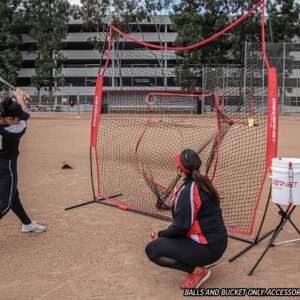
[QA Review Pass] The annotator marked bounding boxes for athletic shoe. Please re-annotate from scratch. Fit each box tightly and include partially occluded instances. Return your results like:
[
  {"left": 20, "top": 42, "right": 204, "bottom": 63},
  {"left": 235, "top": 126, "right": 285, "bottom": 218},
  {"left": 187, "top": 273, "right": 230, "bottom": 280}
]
[
  {"left": 22, "top": 221, "right": 47, "bottom": 233},
  {"left": 180, "top": 267, "right": 211, "bottom": 289}
]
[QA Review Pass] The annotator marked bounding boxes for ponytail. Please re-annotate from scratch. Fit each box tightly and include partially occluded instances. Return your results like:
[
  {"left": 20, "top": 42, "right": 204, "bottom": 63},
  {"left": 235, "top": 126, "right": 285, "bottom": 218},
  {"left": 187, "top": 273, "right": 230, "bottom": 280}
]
[
  {"left": 178, "top": 149, "right": 221, "bottom": 205},
  {"left": 192, "top": 170, "right": 220, "bottom": 205}
]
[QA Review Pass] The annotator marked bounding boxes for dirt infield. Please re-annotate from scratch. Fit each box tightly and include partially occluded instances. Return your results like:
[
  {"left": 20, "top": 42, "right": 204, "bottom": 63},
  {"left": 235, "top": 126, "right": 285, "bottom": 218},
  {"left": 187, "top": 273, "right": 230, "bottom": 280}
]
[{"left": 0, "top": 113, "right": 299, "bottom": 299}]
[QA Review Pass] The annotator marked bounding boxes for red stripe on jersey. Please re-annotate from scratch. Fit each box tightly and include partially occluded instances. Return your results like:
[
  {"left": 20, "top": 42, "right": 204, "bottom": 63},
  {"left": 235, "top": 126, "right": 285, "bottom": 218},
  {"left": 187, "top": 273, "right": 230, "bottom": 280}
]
[
  {"left": 187, "top": 183, "right": 208, "bottom": 244},
  {"left": 192, "top": 183, "right": 201, "bottom": 219},
  {"left": 173, "top": 185, "right": 184, "bottom": 210}
]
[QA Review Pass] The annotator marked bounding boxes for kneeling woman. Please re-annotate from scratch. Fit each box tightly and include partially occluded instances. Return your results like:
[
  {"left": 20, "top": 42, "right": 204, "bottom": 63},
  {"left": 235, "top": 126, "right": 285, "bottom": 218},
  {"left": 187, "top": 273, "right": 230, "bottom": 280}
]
[{"left": 145, "top": 149, "right": 227, "bottom": 289}]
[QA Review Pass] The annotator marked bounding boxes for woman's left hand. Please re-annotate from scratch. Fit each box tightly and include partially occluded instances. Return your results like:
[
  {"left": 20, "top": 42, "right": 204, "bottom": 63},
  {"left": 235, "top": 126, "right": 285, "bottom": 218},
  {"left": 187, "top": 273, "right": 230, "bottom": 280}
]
[{"left": 14, "top": 88, "right": 30, "bottom": 105}]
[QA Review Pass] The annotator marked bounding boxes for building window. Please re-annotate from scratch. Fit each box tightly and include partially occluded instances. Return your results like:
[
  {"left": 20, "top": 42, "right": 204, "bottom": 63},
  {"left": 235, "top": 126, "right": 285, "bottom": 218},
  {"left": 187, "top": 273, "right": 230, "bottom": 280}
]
[
  {"left": 288, "top": 97, "right": 300, "bottom": 106},
  {"left": 64, "top": 77, "right": 85, "bottom": 86},
  {"left": 133, "top": 77, "right": 155, "bottom": 86},
  {"left": 16, "top": 78, "right": 31, "bottom": 86},
  {"left": 63, "top": 42, "right": 95, "bottom": 50},
  {"left": 167, "top": 77, "right": 176, "bottom": 87}
]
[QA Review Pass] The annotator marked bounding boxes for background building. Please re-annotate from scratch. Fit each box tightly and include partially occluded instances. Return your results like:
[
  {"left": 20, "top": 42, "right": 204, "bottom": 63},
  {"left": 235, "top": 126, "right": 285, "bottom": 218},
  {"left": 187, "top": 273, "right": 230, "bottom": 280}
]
[
  {"left": 17, "top": 16, "right": 300, "bottom": 111},
  {"left": 18, "top": 16, "right": 176, "bottom": 105}
]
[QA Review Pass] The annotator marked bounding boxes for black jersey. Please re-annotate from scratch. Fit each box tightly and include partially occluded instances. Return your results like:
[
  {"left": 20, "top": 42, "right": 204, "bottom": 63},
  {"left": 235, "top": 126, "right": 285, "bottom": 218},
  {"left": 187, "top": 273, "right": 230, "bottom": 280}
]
[
  {"left": 0, "top": 120, "right": 27, "bottom": 159},
  {"left": 172, "top": 176, "right": 227, "bottom": 244}
]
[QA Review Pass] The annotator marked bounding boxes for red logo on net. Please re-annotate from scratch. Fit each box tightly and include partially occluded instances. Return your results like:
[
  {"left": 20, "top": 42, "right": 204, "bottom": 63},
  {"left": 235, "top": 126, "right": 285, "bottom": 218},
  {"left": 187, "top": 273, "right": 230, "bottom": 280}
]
[
  {"left": 92, "top": 95, "right": 99, "bottom": 127},
  {"left": 272, "top": 179, "right": 298, "bottom": 188}
]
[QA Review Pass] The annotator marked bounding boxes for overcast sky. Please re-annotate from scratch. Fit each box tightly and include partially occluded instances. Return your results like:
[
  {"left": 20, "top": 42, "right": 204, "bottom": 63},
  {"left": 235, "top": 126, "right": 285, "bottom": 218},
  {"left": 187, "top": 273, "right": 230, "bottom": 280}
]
[{"left": 68, "top": 0, "right": 81, "bottom": 5}]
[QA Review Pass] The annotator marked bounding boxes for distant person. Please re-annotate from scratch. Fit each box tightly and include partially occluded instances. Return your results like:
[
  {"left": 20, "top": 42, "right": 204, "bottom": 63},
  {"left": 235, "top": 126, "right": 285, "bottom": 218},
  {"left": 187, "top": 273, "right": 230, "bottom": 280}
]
[
  {"left": 70, "top": 100, "right": 75, "bottom": 112},
  {"left": 0, "top": 88, "right": 46, "bottom": 233},
  {"left": 145, "top": 149, "right": 227, "bottom": 289},
  {"left": 55, "top": 104, "right": 61, "bottom": 112}
]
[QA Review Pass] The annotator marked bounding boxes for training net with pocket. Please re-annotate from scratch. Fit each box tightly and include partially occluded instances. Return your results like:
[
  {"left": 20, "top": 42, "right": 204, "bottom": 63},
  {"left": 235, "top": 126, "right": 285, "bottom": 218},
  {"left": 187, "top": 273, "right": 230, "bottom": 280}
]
[{"left": 90, "top": 1, "right": 278, "bottom": 235}]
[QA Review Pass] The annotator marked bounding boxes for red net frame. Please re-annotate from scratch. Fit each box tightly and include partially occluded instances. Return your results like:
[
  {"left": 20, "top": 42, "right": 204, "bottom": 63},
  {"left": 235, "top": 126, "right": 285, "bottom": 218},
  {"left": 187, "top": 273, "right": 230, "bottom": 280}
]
[{"left": 90, "top": 0, "right": 278, "bottom": 235}]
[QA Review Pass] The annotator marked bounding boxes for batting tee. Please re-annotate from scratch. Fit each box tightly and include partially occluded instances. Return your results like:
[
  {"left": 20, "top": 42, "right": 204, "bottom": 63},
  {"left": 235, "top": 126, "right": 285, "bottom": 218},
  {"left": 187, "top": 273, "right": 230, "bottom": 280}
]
[{"left": 90, "top": 0, "right": 278, "bottom": 235}]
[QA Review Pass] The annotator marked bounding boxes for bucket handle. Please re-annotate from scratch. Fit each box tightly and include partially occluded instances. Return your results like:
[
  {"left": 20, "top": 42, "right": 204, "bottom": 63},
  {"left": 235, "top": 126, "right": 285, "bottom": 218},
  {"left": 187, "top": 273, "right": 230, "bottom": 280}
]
[
  {"left": 268, "top": 166, "right": 272, "bottom": 178},
  {"left": 269, "top": 176, "right": 291, "bottom": 180}
]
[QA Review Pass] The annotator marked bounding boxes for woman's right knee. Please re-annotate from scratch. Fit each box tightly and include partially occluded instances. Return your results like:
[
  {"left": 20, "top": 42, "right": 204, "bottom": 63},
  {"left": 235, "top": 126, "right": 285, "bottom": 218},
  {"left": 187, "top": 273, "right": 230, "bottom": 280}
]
[{"left": 145, "top": 240, "right": 160, "bottom": 262}]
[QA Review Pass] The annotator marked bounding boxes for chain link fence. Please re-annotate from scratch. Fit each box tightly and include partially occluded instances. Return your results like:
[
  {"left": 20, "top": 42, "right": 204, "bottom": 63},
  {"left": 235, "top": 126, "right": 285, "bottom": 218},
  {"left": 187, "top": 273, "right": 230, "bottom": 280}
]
[
  {"left": 202, "top": 43, "right": 300, "bottom": 114},
  {"left": 247, "top": 42, "right": 300, "bottom": 113}
]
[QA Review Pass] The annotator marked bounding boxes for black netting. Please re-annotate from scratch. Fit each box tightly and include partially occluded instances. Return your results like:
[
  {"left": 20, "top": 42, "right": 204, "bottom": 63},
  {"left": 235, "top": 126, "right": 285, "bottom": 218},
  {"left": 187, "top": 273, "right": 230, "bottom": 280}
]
[
  {"left": 203, "top": 67, "right": 268, "bottom": 232},
  {"left": 97, "top": 92, "right": 224, "bottom": 219}
]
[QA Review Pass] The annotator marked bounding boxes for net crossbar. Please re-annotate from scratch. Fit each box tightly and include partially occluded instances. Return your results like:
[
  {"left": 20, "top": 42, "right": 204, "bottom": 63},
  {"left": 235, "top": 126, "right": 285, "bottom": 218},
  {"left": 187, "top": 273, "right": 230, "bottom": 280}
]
[{"left": 90, "top": 0, "right": 278, "bottom": 235}]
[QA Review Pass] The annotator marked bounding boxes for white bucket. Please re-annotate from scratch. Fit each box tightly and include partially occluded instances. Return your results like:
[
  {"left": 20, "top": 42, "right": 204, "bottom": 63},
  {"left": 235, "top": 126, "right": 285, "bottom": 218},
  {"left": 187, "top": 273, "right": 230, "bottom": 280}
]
[{"left": 270, "top": 158, "right": 300, "bottom": 205}]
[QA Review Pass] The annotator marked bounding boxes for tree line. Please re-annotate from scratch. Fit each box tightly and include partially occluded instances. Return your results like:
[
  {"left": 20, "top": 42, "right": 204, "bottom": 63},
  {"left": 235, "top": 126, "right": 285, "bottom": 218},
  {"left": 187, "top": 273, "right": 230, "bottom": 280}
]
[{"left": 0, "top": 0, "right": 299, "bottom": 93}]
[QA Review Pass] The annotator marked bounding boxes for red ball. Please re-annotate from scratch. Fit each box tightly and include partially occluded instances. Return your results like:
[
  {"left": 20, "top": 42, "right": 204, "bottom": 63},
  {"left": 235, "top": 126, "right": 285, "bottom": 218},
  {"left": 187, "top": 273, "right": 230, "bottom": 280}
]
[{"left": 150, "top": 232, "right": 157, "bottom": 240}]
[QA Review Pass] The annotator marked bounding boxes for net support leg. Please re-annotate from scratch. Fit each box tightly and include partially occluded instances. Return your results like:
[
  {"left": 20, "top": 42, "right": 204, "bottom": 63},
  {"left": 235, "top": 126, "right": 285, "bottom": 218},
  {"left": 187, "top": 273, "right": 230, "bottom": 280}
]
[
  {"left": 228, "top": 235, "right": 254, "bottom": 244},
  {"left": 64, "top": 193, "right": 123, "bottom": 211},
  {"left": 271, "top": 204, "right": 300, "bottom": 246},
  {"left": 229, "top": 187, "right": 272, "bottom": 262},
  {"left": 276, "top": 204, "right": 300, "bottom": 234},
  {"left": 229, "top": 229, "right": 274, "bottom": 262},
  {"left": 94, "top": 199, "right": 172, "bottom": 221},
  {"left": 89, "top": 147, "right": 97, "bottom": 201},
  {"left": 248, "top": 205, "right": 297, "bottom": 276}
]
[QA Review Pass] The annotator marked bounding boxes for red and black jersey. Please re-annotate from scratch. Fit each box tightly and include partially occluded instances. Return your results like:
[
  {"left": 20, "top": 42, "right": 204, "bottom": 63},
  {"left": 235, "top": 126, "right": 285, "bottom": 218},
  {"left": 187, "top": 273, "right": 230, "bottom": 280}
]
[{"left": 172, "top": 176, "right": 227, "bottom": 244}]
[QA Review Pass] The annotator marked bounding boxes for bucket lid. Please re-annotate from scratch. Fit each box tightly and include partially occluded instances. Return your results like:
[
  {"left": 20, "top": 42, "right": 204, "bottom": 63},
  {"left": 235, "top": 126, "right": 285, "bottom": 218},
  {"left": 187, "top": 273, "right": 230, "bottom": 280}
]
[{"left": 272, "top": 157, "right": 300, "bottom": 165}]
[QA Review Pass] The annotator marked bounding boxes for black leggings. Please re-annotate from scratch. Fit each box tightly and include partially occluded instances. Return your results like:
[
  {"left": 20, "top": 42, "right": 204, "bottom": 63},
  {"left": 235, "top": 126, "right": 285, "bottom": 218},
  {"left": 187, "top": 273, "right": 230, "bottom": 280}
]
[
  {"left": 0, "top": 158, "right": 31, "bottom": 225},
  {"left": 145, "top": 237, "right": 227, "bottom": 274}
]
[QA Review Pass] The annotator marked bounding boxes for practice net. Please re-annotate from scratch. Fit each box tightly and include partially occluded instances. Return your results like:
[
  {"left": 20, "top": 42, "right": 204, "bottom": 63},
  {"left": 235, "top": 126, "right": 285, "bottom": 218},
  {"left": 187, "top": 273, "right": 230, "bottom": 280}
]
[{"left": 90, "top": 0, "right": 278, "bottom": 234}]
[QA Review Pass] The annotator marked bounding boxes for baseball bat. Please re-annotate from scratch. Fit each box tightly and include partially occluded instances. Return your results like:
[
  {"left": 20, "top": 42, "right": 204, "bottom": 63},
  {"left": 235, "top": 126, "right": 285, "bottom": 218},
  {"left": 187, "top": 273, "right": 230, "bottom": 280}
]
[
  {"left": 0, "top": 76, "right": 30, "bottom": 102},
  {"left": 0, "top": 76, "right": 16, "bottom": 90}
]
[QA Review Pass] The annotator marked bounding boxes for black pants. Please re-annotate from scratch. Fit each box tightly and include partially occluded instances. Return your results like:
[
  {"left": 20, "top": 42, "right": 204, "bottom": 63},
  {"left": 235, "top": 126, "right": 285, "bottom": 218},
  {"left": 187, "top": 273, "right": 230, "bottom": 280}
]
[
  {"left": 0, "top": 158, "right": 31, "bottom": 225},
  {"left": 145, "top": 237, "right": 227, "bottom": 274}
]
